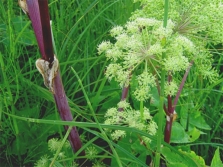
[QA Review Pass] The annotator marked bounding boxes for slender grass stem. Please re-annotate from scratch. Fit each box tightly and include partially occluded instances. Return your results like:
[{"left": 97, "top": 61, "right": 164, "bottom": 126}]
[
  {"left": 71, "top": 67, "right": 123, "bottom": 167},
  {"left": 50, "top": 126, "right": 73, "bottom": 167},
  {"left": 155, "top": 0, "right": 169, "bottom": 166},
  {"left": 140, "top": 100, "right": 144, "bottom": 122}
]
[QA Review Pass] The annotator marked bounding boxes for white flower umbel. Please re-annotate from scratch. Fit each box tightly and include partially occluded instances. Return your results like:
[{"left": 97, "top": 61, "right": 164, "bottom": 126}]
[
  {"left": 104, "top": 101, "right": 157, "bottom": 142},
  {"left": 98, "top": 16, "right": 201, "bottom": 101},
  {"left": 164, "top": 81, "right": 178, "bottom": 97},
  {"left": 133, "top": 71, "right": 156, "bottom": 101}
]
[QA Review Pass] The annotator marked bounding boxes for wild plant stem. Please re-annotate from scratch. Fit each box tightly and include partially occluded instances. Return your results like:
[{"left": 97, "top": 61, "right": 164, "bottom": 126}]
[
  {"left": 53, "top": 71, "right": 84, "bottom": 155},
  {"left": 23, "top": 0, "right": 84, "bottom": 155},
  {"left": 173, "top": 61, "right": 193, "bottom": 109},
  {"left": 164, "top": 62, "right": 193, "bottom": 143},
  {"left": 140, "top": 101, "right": 144, "bottom": 121},
  {"left": 155, "top": 70, "right": 165, "bottom": 167},
  {"left": 71, "top": 67, "right": 123, "bottom": 167},
  {"left": 155, "top": 0, "right": 168, "bottom": 166},
  {"left": 50, "top": 126, "right": 73, "bottom": 167}
]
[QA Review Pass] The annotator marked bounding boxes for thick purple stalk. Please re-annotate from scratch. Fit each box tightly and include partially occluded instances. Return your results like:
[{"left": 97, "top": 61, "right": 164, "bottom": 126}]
[
  {"left": 26, "top": 0, "right": 54, "bottom": 62},
  {"left": 164, "top": 94, "right": 173, "bottom": 143},
  {"left": 164, "top": 61, "right": 194, "bottom": 143},
  {"left": 53, "top": 71, "right": 84, "bottom": 155},
  {"left": 24, "top": 0, "right": 84, "bottom": 154},
  {"left": 164, "top": 75, "right": 173, "bottom": 143}
]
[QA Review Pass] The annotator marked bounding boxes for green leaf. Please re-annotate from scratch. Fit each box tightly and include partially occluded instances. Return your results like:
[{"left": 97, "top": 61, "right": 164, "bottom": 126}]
[
  {"left": 168, "top": 163, "right": 188, "bottom": 167},
  {"left": 111, "top": 133, "right": 148, "bottom": 167},
  {"left": 188, "top": 127, "right": 200, "bottom": 142},
  {"left": 162, "top": 146, "right": 207, "bottom": 167},
  {"left": 149, "top": 87, "right": 160, "bottom": 107},
  {"left": 179, "top": 150, "right": 206, "bottom": 167},
  {"left": 0, "top": 16, "right": 36, "bottom": 46},
  {"left": 211, "top": 147, "right": 223, "bottom": 167},
  {"left": 111, "top": 134, "right": 135, "bottom": 167},
  {"left": 170, "top": 122, "right": 190, "bottom": 143},
  {"left": 131, "top": 140, "right": 147, "bottom": 153},
  {"left": 190, "top": 111, "right": 211, "bottom": 130},
  {"left": 161, "top": 146, "right": 184, "bottom": 164}
]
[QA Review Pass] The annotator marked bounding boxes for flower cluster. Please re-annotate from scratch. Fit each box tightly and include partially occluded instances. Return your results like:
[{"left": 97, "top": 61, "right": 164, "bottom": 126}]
[
  {"left": 104, "top": 101, "right": 158, "bottom": 142},
  {"left": 131, "top": 0, "right": 221, "bottom": 81},
  {"left": 164, "top": 81, "right": 178, "bottom": 97},
  {"left": 98, "top": 0, "right": 220, "bottom": 147},
  {"left": 86, "top": 146, "right": 98, "bottom": 160},
  {"left": 48, "top": 138, "right": 70, "bottom": 152},
  {"left": 98, "top": 16, "right": 200, "bottom": 100},
  {"left": 34, "top": 138, "right": 71, "bottom": 167},
  {"left": 98, "top": 0, "right": 220, "bottom": 99},
  {"left": 133, "top": 71, "right": 156, "bottom": 101},
  {"left": 34, "top": 155, "right": 49, "bottom": 167}
]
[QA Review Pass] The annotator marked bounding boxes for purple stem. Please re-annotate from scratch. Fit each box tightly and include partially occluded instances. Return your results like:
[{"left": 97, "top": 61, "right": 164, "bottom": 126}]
[
  {"left": 26, "top": 0, "right": 54, "bottom": 63},
  {"left": 164, "top": 74, "right": 173, "bottom": 143},
  {"left": 172, "top": 61, "right": 194, "bottom": 110},
  {"left": 118, "top": 86, "right": 129, "bottom": 111},
  {"left": 25, "top": 0, "right": 84, "bottom": 154},
  {"left": 164, "top": 61, "right": 194, "bottom": 143},
  {"left": 53, "top": 71, "right": 84, "bottom": 155}
]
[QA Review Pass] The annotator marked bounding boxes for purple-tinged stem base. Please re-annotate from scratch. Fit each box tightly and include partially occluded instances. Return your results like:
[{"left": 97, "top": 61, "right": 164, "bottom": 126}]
[{"left": 53, "top": 71, "right": 84, "bottom": 155}]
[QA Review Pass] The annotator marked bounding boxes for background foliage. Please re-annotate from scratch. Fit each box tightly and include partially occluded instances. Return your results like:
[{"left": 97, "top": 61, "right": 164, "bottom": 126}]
[{"left": 0, "top": 0, "right": 222, "bottom": 166}]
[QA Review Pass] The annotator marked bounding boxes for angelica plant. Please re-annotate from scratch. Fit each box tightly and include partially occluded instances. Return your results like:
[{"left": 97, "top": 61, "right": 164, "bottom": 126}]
[{"left": 98, "top": 0, "right": 221, "bottom": 166}]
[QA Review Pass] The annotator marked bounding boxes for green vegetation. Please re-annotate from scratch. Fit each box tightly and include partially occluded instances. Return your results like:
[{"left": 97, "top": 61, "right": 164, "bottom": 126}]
[{"left": 0, "top": 0, "right": 222, "bottom": 166}]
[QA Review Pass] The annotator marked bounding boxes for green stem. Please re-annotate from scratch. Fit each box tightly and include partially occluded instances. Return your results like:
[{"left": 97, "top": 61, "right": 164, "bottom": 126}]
[
  {"left": 139, "top": 60, "right": 147, "bottom": 121},
  {"left": 155, "top": 0, "right": 169, "bottom": 166},
  {"left": 140, "top": 100, "right": 144, "bottom": 122},
  {"left": 163, "top": 0, "right": 169, "bottom": 28},
  {"left": 155, "top": 72, "right": 165, "bottom": 167},
  {"left": 71, "top": 67, "right": 123, "bottom": 167},
  {"left": 50, "top": 126, "right": 73, "bottom": 167}
]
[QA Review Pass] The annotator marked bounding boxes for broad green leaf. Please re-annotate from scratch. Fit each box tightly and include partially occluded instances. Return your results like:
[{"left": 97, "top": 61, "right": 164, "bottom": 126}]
[
  {"left": 168, "top": 163, "right": 188, "bottom": 167},
  {"left": 0, "top": 16, "right": 35, "bottom": 46},
  {"left": 131, "top": 140, "right": 147, "bottom": 153},
  {"left": 149, "top": 87, "right": 160, "bottom": 107},
  {"left": 188, "top": 127, "right": 200, "bottom": 142},
  {"left": 111, "top": 133, "right": 148, "bottom": 167},
  {"left": 161, "top": 146, "right": 184, "bottom": 164},
  {"left": 179, "top": 149, "right": 206, "bottom": 167},
  {"left": 162, "top": 146, "right": 206, "bottom": 167},
  {"left": 180, "top": 107, "right": 211, "bottom": 131},
  {"left": 179, "top": 104, "right": 189, "bottom": 129},
  {"left": 170, "top": 122, "right": 190, "bottom": 143},
  {"left": 211, "top": 147, "right": 223, "bottom": 167},
  {"left": 190, "top": 111, "right": 211, "bottom": 130}
]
